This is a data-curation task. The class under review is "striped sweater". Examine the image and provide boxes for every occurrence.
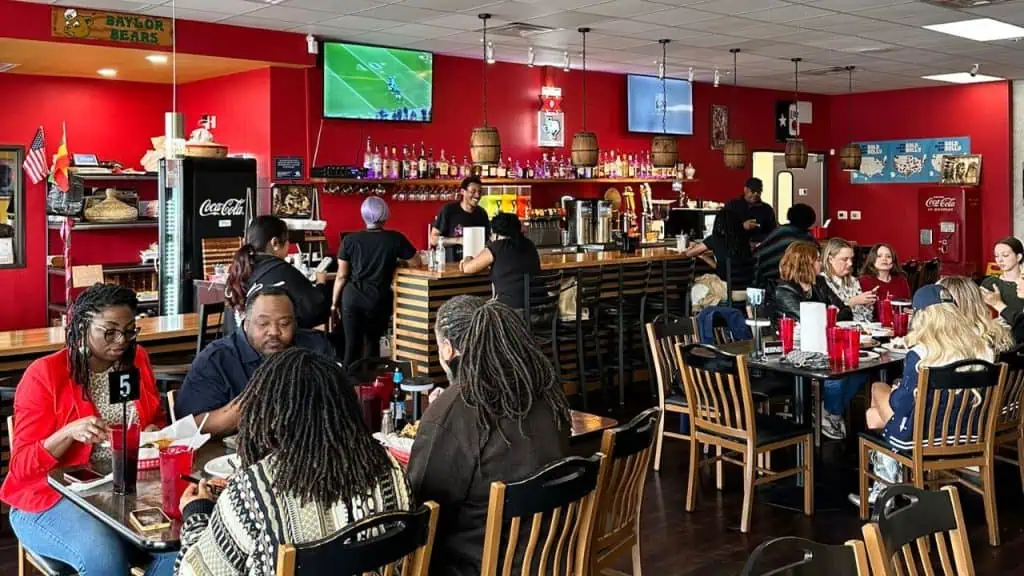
[174,454,412,576]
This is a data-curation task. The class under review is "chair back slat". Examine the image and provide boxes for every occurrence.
[197,301,225,353]
[524,270,562,330]
[481,454,604,576]
[913,361,1006,457]
[645,320,699,404]
[276,501,439,576]
[740,536,870,576]
[676,344,755,442]
[618,262,652,301]
[573,268,604,309]
[861,486,976,576]
[996,345,1024,433]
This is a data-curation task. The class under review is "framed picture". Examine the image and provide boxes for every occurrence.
[271,184,315,219]
[940,154,981,186]
[711,105,728,150]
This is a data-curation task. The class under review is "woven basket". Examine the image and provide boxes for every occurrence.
[184,143,228,159]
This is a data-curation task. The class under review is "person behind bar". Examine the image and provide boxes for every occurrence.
[223,215,331,334]
[331,196,419,367]
[0,284,175,576]
[460,212,541,310]
[408,297,571,576]
[724,177,776,244]
[431,175,490,262]
[176,286,334,436]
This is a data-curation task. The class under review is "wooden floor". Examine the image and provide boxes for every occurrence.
[2,406,1024,574]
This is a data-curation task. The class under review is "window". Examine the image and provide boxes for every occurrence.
[0,146,26,268]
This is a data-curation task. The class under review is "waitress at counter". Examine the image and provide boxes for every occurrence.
[461,212,541,310]
[430,175,490,262]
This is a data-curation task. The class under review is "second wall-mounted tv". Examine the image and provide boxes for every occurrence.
[627,74,693,135]
[323,42,433,122]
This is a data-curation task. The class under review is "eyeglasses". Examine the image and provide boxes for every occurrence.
[92,325,141,344]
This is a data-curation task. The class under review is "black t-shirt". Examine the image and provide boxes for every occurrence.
[488,238,541,310]
[433,203,490,262]
[338,229,417,310]
[725,197,777,243]
[704,234,755,290]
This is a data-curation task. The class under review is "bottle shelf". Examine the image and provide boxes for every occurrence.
[311,177,697,186]
[47,263,155,276]
[47,219,159,231]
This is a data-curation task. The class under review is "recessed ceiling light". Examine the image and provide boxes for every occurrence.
[97,68,117,78]
[921,72,1004,84]
[146,54,168,64]
[923,18,1024,42]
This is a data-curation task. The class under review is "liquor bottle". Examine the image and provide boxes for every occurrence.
[400,146,409,179]
[460,156,469,177]
[372,145,383,179]
[438,149,449,180]
[418,142,428,178]
[427,147,436,178]
[526,160,535,179]
[514,159,523,178]
[390,377,406,432]
[449,154,459,178]
[363,137,373,177]
[628,154,636,178]
[390,147,400,179]
[487,162,497,178]
[497,157,508,178]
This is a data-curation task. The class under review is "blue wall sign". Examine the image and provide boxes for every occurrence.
[850,137,970,184]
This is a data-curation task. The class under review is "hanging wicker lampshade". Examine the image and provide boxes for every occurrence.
[470,14,500,166]
[784,58,806,169]
[651,39,676,169]
[839,66,861,172]
[723,139,747,169]
[571,27,598,167]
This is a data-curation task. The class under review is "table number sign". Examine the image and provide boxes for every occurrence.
[108,368,141,404]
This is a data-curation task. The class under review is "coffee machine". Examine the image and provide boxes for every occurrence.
[564,199,613,247]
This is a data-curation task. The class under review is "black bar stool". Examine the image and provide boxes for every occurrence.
[603,262,651,407]
[523,269,563,385]
[557,267,605,411]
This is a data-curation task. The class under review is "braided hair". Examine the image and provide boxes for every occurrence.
[66,283,139,389]
[236,347,394,507]
[436,296,571,446]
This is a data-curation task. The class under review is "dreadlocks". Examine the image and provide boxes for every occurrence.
[66,283,139,389]
[236,347,394,507]
[436,296,571,445]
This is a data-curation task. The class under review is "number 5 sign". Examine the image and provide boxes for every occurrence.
[107,369,141,403]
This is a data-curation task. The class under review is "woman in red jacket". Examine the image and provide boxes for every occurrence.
[858,243,912,321]
[0,284,175,575]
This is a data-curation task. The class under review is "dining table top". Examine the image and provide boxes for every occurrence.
[717,340,906,380]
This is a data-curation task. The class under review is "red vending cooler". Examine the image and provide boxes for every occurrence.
[918,187,981,276]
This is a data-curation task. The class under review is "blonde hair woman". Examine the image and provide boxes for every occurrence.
[853,285,994,507]
[938,276,1014,354]
[820,238,876,323]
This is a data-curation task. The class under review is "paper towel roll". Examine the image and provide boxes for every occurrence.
[800,302,827,354]
[463,226,486,260]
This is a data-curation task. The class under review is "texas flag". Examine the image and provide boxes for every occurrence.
[50,122,70,193]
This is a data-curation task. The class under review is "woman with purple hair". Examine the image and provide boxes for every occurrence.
[331,196,420,367]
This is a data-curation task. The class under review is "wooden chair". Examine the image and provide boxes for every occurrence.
[675,343,814,533]
[196,301,225,353]
[644,319,698,472]
[995,345,1024,491]
[862,486,975,576]
[857,359,1007,546]
[276,501,439,576]
[480,454,605,576]
[740,536,871,576]
[591,407,659,576]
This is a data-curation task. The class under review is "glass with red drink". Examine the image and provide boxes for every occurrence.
[893,312,910,337]
[159,446,194,520]
[779,317,796,354]
[110,423,139,495]
[844,329,860,368]
[827,326,842,363]
[878,299,893,328]
[826,306,839,328]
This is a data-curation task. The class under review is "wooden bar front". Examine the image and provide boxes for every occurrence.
[393,247,704,388]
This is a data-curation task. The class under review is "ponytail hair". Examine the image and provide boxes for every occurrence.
[226,215,289,312]
[490,212,526,250]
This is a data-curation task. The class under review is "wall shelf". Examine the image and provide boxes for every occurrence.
[47,219,159,231]
[70,172,159,182]
[311,177,697,186]
[47,263,155,276]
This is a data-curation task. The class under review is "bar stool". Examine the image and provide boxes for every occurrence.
[602,262,651,407]
[557,267,605,410]
[523,270,563,384]
[644,257,695,322]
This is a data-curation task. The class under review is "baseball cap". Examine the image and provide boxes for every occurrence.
[912,284,954,311]
[745,177,763,193]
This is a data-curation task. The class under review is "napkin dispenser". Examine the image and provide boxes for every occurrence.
[463,226,486,260]
[800,302,828,354]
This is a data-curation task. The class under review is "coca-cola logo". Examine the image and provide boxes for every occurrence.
[199,198,245,218]
[924,196,956,210]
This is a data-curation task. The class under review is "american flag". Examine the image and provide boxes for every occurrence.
[22,127,48,184]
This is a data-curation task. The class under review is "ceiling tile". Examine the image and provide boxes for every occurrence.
[793,14,894,34]
[526,10,610,28]
[219,15,302,31]
[350,30,424,46]
[288,24,369,39]
[400,0,500,10]
[579,32,653,49]
[424,13,509,29]
[582,0,675,17]
[383,23,462,37]
[139,5,228,21]
[53,0,159,11]
[853,2,960,27]
[743,4,834,23]
[278,0,387,12]
[322,14,406,30]
[965,2,1024,27]
[243,5,340,24]
[728,22,806,40]
[689,0,790,16]
[352,3,455,22]
[796,0,917,10]
[471,1,563,20]
[153,0,260,15]
[515,0,609,8]
[589,18,663,35]
[633,7,721,25]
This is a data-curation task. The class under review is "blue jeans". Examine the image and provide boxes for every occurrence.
[823,374,869,416]
[10,498,177,576]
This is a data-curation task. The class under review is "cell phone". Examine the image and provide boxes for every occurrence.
[64,468,104,484]
[181,474,226,497]
[129,507,171,533]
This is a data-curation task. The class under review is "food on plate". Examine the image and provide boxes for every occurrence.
[142,438,174,450]
[399,421,420,439]
[888,337,907,351]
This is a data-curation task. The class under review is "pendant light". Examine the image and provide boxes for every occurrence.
[723,48,746,170]
[470,13,500,166]
[784,57,808,169]
[571,27,598,168]
[839,66,862,172]
[651,39,677,169]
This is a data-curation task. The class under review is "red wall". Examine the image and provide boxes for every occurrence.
[826,82,1012,267]
[299,55,831,252]
[0,74,168,330]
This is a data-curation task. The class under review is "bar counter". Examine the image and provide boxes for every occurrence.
[393,247,706,387]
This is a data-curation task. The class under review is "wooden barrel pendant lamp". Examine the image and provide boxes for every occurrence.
[571,27,598,168]
[470,13,500,166]
[784,57,808,169]
[839,66,862,172]
[651,39,677,169]
[723,48,747,170]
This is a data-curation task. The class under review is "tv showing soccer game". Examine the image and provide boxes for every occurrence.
[322,42,433,122]
[626,74,693,135]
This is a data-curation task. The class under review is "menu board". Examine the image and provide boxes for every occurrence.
[850,137,970,184]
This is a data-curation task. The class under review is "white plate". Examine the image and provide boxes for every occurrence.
[881,342,909,354]
[204,454,241,479]
[836,321,858,328]
[859,350,880,361]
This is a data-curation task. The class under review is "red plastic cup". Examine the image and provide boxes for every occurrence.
[827,327,842,362]
[844,329,860,368]
[826,306,839,328]
[893,312,910,337]
[878,298,893,327]
[159,446,194,520]
[779,317,796,354]
[110,424,140,495]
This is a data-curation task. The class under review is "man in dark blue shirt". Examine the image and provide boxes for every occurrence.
[725,177,777,244]
[175,286,335,435]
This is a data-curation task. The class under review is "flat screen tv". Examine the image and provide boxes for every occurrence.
[626,74,693,135]
[322,42,433,122]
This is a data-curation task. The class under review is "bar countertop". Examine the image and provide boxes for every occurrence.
[397,246,691,279]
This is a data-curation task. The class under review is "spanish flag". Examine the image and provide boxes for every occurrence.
[50,122,69,193]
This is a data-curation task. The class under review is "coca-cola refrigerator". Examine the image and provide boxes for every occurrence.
[918,186,981,276]
[158,157,256,315]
